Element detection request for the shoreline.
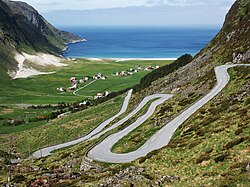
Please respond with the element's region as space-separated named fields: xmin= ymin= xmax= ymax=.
xmin=85 ymin=57 xmax=178 ymax=62
xmin=62 ymin=39 xmax=87 ymax=52
xmin=66 ymin=38 xmax=87 ymax=45
xmin=62 ymin=39 xmax=177 ymax=61
xmin=62 ymin=38 xmax=177 ymax=61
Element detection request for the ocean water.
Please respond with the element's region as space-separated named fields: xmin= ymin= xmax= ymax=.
xmin=60 ymin=26 xmax=219 ymax=58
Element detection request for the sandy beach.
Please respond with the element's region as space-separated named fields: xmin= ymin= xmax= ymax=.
xmin=9 ymin=52 xmax=66 ymax=79
xmin=86 ymin=57 xmax=177 ymax=62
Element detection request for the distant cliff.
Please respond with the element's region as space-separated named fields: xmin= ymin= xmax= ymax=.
xmin=0 ymin=0 xmax=82 ymax=73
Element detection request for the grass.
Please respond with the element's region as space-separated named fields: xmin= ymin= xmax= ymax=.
xmin=132 ymin=66 xmax=250 ymax=187
xmin=0 ymin=58 xmax=171 ymax=148
xmin=0 ymin=66 xmax=249 ymax=186
xmin=0 ymin=95 xmax=124 ymax=157
xmin=0 ymin=106 xmax=53 ymax=134
xmin=0 ymin=59 xmax=172 ymax=105
xmin=111 ymin=90 xmax=205 ymax=153
xmin=0 ymin=60 xmax=248 ymax=186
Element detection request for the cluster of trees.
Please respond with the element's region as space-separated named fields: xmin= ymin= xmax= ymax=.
xmin=28 ymin=103 xmax=71 ymax=110
xmin=2 ymin=101 xmax=94 ymax=126
xmin=28 ymin=101 xmax=92 ymax=123
xmin=133 ymin=54 xmax=193 ymax=92
xmin=3 ymin=118 xmax=25 ymax=126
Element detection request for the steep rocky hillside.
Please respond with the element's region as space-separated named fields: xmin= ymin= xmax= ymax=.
xmin=0 ymin=0 xmax=82 ymax=73
xmin=103 ymin=0 xmax=250 ymax=185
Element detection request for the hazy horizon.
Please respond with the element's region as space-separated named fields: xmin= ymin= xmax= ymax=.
xmin=12 ymin=0 xmax=235 ymax=27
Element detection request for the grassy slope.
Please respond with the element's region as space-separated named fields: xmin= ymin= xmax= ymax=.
xmin=0 ymin=0 xmax=249 ymax=185
xmin=0 ymin=95 xmax=124 ymax=157
xmin=0 ymin=59 xmax=172 ymax=157
xmin=0 ymin=107 xmax=53 ymax=134
xmin=1 ymin=67 xmax=247 ymax=187
xmin=110 ymin=0 xmax=250 ymax=154
xmin=133 ymin=66 xmax=250 ymax=186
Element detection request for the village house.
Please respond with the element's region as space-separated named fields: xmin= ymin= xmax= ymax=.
xmin=57 ymin=87 xmax=66 ymax=92
xmin=79 ymin=76 xmax=90 ymax=84
xmin=127 ymin=72 xmax=133 ymax=75
xmin=95 ymin=93 xmax=103 ymax=99
xmin=78 ymin=100 xmax=90 ymax=106
xmin=145 ymin=65 xmax=154 ymax=71
xmin=57 ymin=111 xmax=71 ymax=118
xmin=93 ymin=73 xmax=107 ymax=80
xmin=79 ymin=79 xmax=85 ymax=84
xmin=94 ymin=91 xmax=109 ymax=99
xmin=68 ymin=84 xmax=77 ymax=90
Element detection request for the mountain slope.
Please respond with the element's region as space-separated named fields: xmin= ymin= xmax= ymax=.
xmin=101 ymin=0 xmax=250 ymax=185
xmin=0 ymin=0 xmax=82 ymax=74
xmin=82 ymin=0 xmax=250 ymax=185
xmin=197 ymin=0 xmax=250 ymax=65
xmin=0 ymin=0 xmax=249 ymax=186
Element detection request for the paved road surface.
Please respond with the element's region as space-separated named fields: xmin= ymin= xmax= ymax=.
xmin=88 ymin=64 xmax=249 ymax=163
xmin=33 ymin=64 xmax=249 ymax=161
xmin=88 ymin=94 xmax=173 ymax=141
xmin=32 ymin=89 xmax=133 ymax=158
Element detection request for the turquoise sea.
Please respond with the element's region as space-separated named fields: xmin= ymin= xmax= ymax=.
xmin=60 ymin=26 xmax=219 ymax=58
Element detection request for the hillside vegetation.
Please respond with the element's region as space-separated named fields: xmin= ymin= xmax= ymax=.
xmin=0 ymin=0 xmax=249 ymax=186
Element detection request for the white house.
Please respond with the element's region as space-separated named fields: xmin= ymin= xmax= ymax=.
xmin=79 ymin=79 xmax=85 ymax=84
xmin=57 ymin=87 xmax=66 ymax=92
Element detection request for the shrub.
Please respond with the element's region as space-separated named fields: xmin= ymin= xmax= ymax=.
xmin=235 ymin=128 xmax=243 ymax=135
xmin=188 ymin=141 xmax=201 ymax=149
xmin=196 ymin=153 xmax=210 ymax=164
xmin=3 ymin=118 xmax=25 ymax=126
xmin=12 ymin=175 xmax=26 ymax=183
xmin=223 ymin=137 xmax=245 ymax=150
xmin=139 ymin=149 xmax=160 ymax=164
xmin=196 ymin=128 xmax=208 ymax=136
xmin=214 ymin=153 xmax=229 ymax=162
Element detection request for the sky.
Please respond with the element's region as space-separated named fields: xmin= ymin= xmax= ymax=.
xmin=12 ymin=0 xmax=236 ymax=27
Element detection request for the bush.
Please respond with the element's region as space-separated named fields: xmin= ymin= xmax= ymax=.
xmin=196 ymin=128 xmax=208 ymax=136
xmin=139 ymin=149 xmax=160 ymax=164
xmin=196 ymin=153 xmax=210 ymax=164
xmin=223 ymin=137 xmax=245 ymax=150
xmin=136 ymin=54 xmax=193 ymax=92
xmin=12 ymin=175 xmax=26 ymax=183
xmin=214 ymin=153 xmax=229 ymax=162
xmin=3 ymin=118 xmax=25 ymax=126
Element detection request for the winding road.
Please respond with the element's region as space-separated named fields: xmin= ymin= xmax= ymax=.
xmin=33 ymin=64 xmax=249 ymax=162
xmin=32 ymin=89 xmax=133 ymax=158
xmin=87 ymin=64 xmax=249 ymax=163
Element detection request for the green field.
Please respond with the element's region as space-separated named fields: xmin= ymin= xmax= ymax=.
xmin=0 ymin=58 xmax=172 ymax=135
xmin=0 ymin=106 xmax=53 ymax=134
xmin=0 ymin=59 xmax=172 ymax=105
